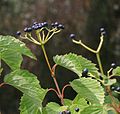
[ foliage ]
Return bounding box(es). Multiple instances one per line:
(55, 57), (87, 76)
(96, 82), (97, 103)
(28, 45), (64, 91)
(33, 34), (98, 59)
(0, 23), (120, 114)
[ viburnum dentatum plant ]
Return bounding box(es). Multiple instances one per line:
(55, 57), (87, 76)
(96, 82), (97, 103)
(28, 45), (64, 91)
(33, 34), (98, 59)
(0, 21), (120, 114)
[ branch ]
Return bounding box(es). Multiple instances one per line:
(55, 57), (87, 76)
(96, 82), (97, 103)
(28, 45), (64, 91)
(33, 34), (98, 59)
(62, 84), (71, 98)
(0, 82), (5, 88)
(48, 88), (60, 98)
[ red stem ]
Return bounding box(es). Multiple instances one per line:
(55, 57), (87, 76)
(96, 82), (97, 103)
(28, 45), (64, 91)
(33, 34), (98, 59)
(48, 88), (59, 97)
(106, 86), (120, 114)
(0, 83), (5, 88)
(62, 84), (71, 98)
(41, 45), (64, 105)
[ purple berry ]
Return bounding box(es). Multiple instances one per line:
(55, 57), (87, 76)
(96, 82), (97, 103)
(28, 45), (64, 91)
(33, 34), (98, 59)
(33, 25), (39, 30)
(111, 86), (116, 91)
(66, 111), (71, 114)
(116, 87), (120, 92)
(16, 31), (21, 36)
(69, 34), (75, 39)
(100, 28), (105, 32)
(24, 27), (28, 32)
(111, 63), (116, 69)
(33, 22), (37, 25)
(43, 22), (48, 27)
(51, 23), (55, 27)
(54, 22), (59, 26)
(57, 24), (64, 29)
(82, 68), (88, 77)
(75, 107), (80, 112)
(27, 27), (32, 32)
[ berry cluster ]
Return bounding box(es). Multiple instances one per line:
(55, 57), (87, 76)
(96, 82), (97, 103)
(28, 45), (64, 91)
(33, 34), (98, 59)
(16, 21), (64, 45)
(59, 107), (80, 114)
(16, 21), (64, 36)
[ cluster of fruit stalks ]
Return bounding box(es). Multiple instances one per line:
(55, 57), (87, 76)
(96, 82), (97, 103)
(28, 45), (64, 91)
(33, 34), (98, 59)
(16, 21), (64, 45)
(16, 22), (120, 114)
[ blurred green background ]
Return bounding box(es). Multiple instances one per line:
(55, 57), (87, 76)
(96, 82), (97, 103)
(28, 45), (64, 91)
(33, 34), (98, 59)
(0, 0), (120, 114)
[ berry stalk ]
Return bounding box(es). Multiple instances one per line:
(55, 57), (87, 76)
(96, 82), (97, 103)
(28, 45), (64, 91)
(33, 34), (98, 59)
(41, 44), (64, 105)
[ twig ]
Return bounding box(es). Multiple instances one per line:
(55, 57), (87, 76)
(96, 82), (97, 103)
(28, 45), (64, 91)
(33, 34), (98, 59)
(62, 84), (71, 98)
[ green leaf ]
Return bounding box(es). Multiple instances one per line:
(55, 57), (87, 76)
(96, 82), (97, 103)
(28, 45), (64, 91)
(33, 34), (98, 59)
(45, 102), (68, 114)
(4, 69), (47, 114)
(64, 99), (72, 107)
(20, 94), (42, 114)
(80, 105), (108, 114)
(69, 95), (88, 114)
(112, 67), (120, 76)
(53, 53), (98, 78)
(0, 35), (36, 70)
(70, 78), (105, 104)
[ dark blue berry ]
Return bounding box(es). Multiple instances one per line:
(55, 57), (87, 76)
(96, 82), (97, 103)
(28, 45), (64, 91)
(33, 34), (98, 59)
(82, 68), (89, 77)
(27, 27), (32, 32)
(57, 24), (64, 29)
(16, 31), (21, 36)
(24, 27), (28, 32)
(111, 63), (116, 69)
(66, 111), (71, 114)
(69, 34), (75, 39)
(100, 28), (105, 32)
(33, 22), (37, 25)
(75, 108), (79, 112)
(38, 25), (42, 29)
(51, 23), (55, 27)
(111, 86), (116, 91)
(54, 22), (59, 26)
(33, 25), (39, 30)
(32, 25), (35, 29)
(43, 22), (48, 27)
(116, 87), (120, 92)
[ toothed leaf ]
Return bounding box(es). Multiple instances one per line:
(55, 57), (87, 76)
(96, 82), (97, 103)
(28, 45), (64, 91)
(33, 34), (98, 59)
(53, 53), (98, 78)
(0, 35), (36, 70)
(70, 78), (105, 104)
